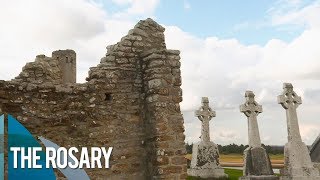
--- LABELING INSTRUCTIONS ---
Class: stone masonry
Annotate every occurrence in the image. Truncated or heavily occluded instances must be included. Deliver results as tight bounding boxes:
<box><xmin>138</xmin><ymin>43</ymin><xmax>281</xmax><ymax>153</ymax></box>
<box><xmin>15</xmin><ymin>49</ymin><xmax>76</xmax><ymax>84</ymax></box>
<box><xmin>0</xmin><ymin>18</ymin><xmax>187</xmax><ymax>179</ymax></box>
<box><xmin>240</xmin><ymin>91</ymin><xmax>278</xmax><ymax>180</ymax></box>
<box><xmin>278</xmin><ymin>83</ymin><xmax>320</xmax><ymax>180</ymax></box>
<box><xmin>188</xmin><ymin>97</ymin><xmax>227</xmax><ymax>179</ymax></box>
<box><xmin>53</xmin><ymin>49</ymin><xmax>77</xmax><ymax>84</ymax></box>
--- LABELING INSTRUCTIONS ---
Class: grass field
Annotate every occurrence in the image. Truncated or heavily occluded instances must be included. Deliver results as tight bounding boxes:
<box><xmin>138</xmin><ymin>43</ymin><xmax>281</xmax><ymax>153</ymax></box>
<box><xmin>187</xmin><ymin>168</ymin><xmax>242</xmax><ymax>180</ymax></box>
<box><xmin>220</xmin><ymin>153</ymin><xmax>283</xmax><ymax>162</ymax></box>
<box><xmin>186</xmin><ymin>153</ymin><xmax>284</xmax><ymax>167</ymax></box>
<box><xmin>186</xmin><ymin>153</ymin><xmax>283</xmax><ymax>179</ymax></box>
<box><xmin>187</xmin><ymin>168</ymin><xmax>280</xmax><ymax>179</ymax></box>
<box><xmin>224</xmin><ymin>168</ymin><xmax>243</xmax><ymax>180</ymax></box>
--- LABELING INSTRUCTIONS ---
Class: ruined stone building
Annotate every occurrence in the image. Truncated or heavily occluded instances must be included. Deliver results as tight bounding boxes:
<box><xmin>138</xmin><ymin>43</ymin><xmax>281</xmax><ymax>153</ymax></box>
<box><xmin>0</xmin><ymin>18</ymin><xmax>187</xmax><ymax>179</ymax></box>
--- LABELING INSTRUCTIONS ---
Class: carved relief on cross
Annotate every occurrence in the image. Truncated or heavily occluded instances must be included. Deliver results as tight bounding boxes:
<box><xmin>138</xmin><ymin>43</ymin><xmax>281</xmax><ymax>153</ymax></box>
<box><xmin>278</xmin><ymin>83</ymin><xmax>303</xmax><ymax>142</ymax></box>
<box><xmin>240</xmin><ymin>91</ymin><xmax>262</xmax><ymax>148</ymax></box>
<box><xmin>278</xmin><ymin>83</ymin><xmax>302</xmax><ymax>109</ymax></box>
<box><xmin>240</xmin><ymin>91</ymin><xmax>262</xmax><ymax>118</ymax></box>
<box><xmin>195</xmin><ymin>97</ymin><xmax>215</xmax><ymax>143</ymax></box>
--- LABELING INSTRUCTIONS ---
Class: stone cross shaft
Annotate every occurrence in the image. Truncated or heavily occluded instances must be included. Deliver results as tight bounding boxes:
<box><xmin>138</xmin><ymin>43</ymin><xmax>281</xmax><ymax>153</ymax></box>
<box><xmin>195</xmin><ymin>97</ymin><xmax>216</xmax><ymax>143</ymax></box>
<box><xmin>278</xmin><ymin>83</ymin><xmax>303</xmax><ymax>142</ymax></box>
<box><xmin>240</xmin><ymin>91</ymin><xmax>262</xmax><ymax>148</ymax></box>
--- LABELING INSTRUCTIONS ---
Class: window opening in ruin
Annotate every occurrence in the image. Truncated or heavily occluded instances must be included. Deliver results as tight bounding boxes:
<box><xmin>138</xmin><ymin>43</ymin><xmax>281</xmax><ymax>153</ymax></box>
<box><xmin>105</xmin><ymin>93</ymin><xmax>112</xmax><ymax>101</ymax></box>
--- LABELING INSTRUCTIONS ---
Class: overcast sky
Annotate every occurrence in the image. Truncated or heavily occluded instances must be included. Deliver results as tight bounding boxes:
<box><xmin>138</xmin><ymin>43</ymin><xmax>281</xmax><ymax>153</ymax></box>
<box><xmin>0</xmin><ymin>0</ymin><xmax>320</xmax><ymax>145</ymax></box>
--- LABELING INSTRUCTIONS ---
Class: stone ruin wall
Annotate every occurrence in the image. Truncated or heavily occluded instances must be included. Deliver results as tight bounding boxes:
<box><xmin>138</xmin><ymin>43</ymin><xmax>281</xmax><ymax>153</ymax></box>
<box><xmin>14</xmin><ymin>49</ymin><xmax>76</xmax><ymax>85</ymax></box>
<box><xmin>0</xmin><ymin>18</ymin><xmax>187</xmax><ymax>179</ymax></box>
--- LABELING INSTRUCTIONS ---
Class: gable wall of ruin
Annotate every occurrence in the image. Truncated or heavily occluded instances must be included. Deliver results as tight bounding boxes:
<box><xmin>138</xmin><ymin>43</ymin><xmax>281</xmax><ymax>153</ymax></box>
<box><xmin>0</xmin><ymin>18</ymin><xmax>187</xmax><ymax>179</ymax></box>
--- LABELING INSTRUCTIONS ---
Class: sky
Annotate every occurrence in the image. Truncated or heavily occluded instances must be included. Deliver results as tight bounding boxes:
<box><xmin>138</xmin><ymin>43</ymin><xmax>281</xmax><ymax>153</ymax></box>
<box><xmin>0</xmin><ymin>0</ymin><xmax>320</xmax><ymax>145</ymax></box>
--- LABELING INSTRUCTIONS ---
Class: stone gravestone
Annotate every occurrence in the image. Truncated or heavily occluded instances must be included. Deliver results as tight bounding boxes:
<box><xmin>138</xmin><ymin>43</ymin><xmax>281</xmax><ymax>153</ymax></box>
<box><xmin>187</xmin><ymin>97</ymin><xmax>227</xmax><ymax>179</ymax></box>
<box><xmin>278</xmin><ymin>83</ymin><xmax>320</xmax><ymax>180</ymax></box>
<box><xmin>240</xmin><ymin>91</ymin><xmax>278</xmax><ymax>180</ymax></box>
<box><xmin>310</xmin><ymin>134</ymin><xmax>320</xmax><ymax>163</ymax></box>
<box><xmin>310</xmin><ymin>134</ymin><xmax>320</xmax><ymax>172</ymax></box>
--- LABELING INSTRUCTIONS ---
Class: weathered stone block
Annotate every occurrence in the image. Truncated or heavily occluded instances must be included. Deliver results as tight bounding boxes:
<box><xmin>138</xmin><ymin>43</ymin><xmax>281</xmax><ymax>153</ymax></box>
<box><xmin>148</xmin><ymin>79</ymin><xmax>163</xmax><ymax>89</ymax></box>
<box><xmin>310</xmin><ymin>134</ymin><xmax>320</xmax><ymax>163</ymax></box>
<box><xmin>188</xmin><ymin>141</ymin><xmax>227</xmax><ymax>179</ymax></box>
<box><xmin>171</xmin><ymin>156</ymin><xmax>186</xmax><ymax>165</ymax></box>
<box><xmin>280</xmin><ymin>141</ymin><xmax>320</xmax><ymax>179</ymax></box>
<box><xmin>240</xmin><ymin>175</ymin><xmax>280</xmax><ymax>180</ymax></box>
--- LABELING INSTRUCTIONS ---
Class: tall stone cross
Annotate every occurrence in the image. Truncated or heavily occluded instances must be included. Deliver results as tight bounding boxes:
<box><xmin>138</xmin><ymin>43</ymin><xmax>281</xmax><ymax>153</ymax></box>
<box><xmin>240</xmin><ymin>91</ymin><xmax>262</xmax><ymax>148</ymax></box>
<box><xmin>195</xmin><ymin>97</ymin><xmax>215</xmax><ymax>143</ymax></box>
<box><xmin>278</xmin><ymin>83</ymin><xmax>302</xmax><ymax>142</ymax></box>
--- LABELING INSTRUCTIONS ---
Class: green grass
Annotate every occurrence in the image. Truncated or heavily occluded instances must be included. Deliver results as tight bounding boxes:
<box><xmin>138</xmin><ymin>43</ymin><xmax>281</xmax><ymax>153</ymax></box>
<box><xmin>224</xmin><ymin>168</ymin><xmax>243</xmax><ymax>180</ymax></box>
<box><xmin>186</xmin><ymin>154</ymin><xmax>283</xmax><ymax>179</ymax></box>
<box><xmin>187</xmin><ymin>168</ymin><xmax>242</xmax><ymax>180</ymax></box>
<box><xmin>187</xmin><ymin>168</ymin><xmax>281</xmax><ymax>179</ymax></box>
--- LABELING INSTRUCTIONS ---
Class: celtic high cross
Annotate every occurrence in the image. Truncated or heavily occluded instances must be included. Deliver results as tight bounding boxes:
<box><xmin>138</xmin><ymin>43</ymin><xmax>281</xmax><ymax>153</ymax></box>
<box><xmin>240</xmin><ymin>91</ymin><xmax>263</xmax><ymax>148</ymax></box>
<box><xmin>195</xmin><ymin>97</ymin><xmax>216</xmax><ymax>143</ymax></box>
<box><xmin>278</xmin><ymin>83</ymin><xmax>302</xmax><ymax>142</ymax></box>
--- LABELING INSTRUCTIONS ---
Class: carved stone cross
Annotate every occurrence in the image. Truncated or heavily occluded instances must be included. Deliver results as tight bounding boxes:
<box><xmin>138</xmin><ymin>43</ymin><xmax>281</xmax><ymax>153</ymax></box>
<box><xmin>240</xmin><ymin>91</ymin><xmax>262</xmax><ymax>148</ymax></box>
<box><xmin>278</xmin><ymin>83</ymin><xmax>303</xmax><ymax>142</ymax></box>
<box><xmin>195</xmin><ymin>97</ymin><xmax>215</xmax><ymax>143</ymax></box>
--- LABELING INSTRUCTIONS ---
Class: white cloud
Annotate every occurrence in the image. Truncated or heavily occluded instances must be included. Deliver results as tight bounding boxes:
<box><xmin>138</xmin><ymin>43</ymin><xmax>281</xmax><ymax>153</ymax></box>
<box><xmin>0</xmin><ymin>0</ymin><xmax>134</xmax><ymax>82</ymax></box>
<box><xmin>112</xmin><ymin>0</ymin><xmax>131</xmax><ymax>5</ymax></box>
<box><xmin>232</xmin><ymin>1</ymin><xmax>320</xmax><ymax>34</ymax></box>
<box><xmin>270</xmin><ymin>0</ymin><xmax>320</xmax><ymax>28</ymax></box>
<box><xmin>300</xmin><ymin>123</ymin><xmax>320</xmax><ymax>143</ymax></box>
<box><xmin>111</xmin><ymin>0</ymin><xmax>160</xmax><ymax>19</ymax></box>
<box><xmin>0</xmin><ymin>0</ymin><xmax>107</xmax><ymax>42</ymax></box>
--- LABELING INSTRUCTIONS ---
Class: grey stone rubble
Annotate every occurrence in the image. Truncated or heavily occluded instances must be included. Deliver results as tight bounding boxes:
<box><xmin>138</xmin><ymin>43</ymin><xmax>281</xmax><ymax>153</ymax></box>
<box><xmin>310</xmin><ymin>134</ymin><xmax>320</xmax><ymax>173</ymax></box>
<box><xmin>310</xmin><ymin>134</ymin><xmax>320</xmax><ymax>162</ymax></box>
<box><xmin>187</xmin><ymin>97</ymin><xmax>227</xmax><ymax>179</ymax></box>
<box><xmin>14</xmin><ymin>50</ymin><xmax>76</xmax><ymax>84</ymax></box>
<box><xmin>278</xmin><ymin>83</ymin><xmax>320</xmax><ymax>180</ymax></box>
<box><xmin>239</xmin><ymin>91</ymin><xmax>278</xmax><ymax>180</ymax></box>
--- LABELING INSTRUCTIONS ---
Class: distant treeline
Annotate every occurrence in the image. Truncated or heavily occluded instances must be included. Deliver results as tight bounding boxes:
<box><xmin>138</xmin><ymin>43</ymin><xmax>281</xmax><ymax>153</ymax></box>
<box><xmin>185</xmin><ymin>143</ymin><xmax>284</xmax><ymax>154</ymax></box>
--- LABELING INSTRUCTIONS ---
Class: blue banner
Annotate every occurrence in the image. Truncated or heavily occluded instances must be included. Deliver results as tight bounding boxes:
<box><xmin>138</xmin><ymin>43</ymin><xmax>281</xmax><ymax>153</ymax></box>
<box><xmin>0</xmin><ymin>115</ymin><xmax>3</xmax><ymax>180</ymax></box>
<box><xmin>8</xmin><ymin>115</ymin><xmax>56</xmax><ymax>180</ymax></box>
